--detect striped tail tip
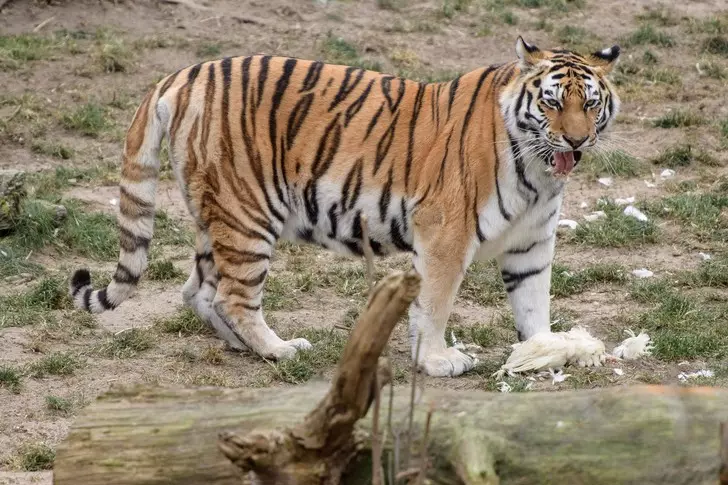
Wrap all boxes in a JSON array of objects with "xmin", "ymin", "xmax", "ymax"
[{"xmin": 69, "ymin": 268, "xmax": 117, "ymax": 314}]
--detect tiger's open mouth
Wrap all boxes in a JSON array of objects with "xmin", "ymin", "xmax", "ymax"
[{"xmin": 550, "ymin": 151, "xmax": 583, "ymax": 176}]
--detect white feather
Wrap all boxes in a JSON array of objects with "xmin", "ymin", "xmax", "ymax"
[{"xmin": 612, "ymin": 329, "xmax": 653, "ymax": 359}]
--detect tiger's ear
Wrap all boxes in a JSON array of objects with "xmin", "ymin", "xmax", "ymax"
[
  {"xmin": 589, "ymin": 45, "xmax": 621, "ymax": 73},
  {"xmin": 515, "ymin": 36, "xmax": 545, "ymax": 68}
]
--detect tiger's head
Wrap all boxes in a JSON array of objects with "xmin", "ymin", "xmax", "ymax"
[{"xmin": 503, "ymin": 36, "xmax": 621, "ymax": 177}]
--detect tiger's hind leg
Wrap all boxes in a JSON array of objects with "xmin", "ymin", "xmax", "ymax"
[
  {"xmin": 205, "ymin": 214, "xmax": 312, "ymax": 361},
  {"xmin": 181, "ymin": 230, "xmax": 247, "ymax": 351}
]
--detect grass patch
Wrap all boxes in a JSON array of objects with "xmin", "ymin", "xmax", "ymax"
[
  {"xmin": 551, "ymin": 263, "xmax": 627, "ymax": 298},
  {"xmin": 0, "ymin": 366, "xmax": 22, "ymax": 393},
  {"xmin": 147, "ymin": 259, "xmax": 184, "ymax": 281},
  {"xmin": 200, "ymin": 345, "xmax": 225, "ymax": 365},
  {"xmin": 153, "ymin": 210, "xmax": 194, "ymax": 247},
  {"xmin": 643, "ymin": 192, "xmax": 728, "ymax": 241},
  {"xmin": 503, "ymin": 0, "xmax": 584, "ymax": 11},
  {"xmin": 447, "ymin": 323, "xmax": 500, "ymax": 348},
  {"xmin": 155, "ymin": 308, "xmax": 211, "ymax": 336},
  {"xmin": 582, "ymin": 150, "xmax": 643, "ymax": 177},
  {"xmin": 679, "ymin": 255, "xmax": 728, "ymax": 288},
  {"xmin": 623, "ymin": 24, "xmax": 675, "ymax": 47},
  {"xmin": 703, "ymin": 36, "xmax": 728, "ymax": 56},
  {"xmin": 650, "ymin": 144, "xmax": 718, "ymax": 168},
  {"xmin": 629, "ymin": 281, "xmax": 727, "ymax": 361},
  {"xmin": 196, "ymin": 42, "xmax": 222, "ymax": 58},
  {"xmin": 460, "ymin": 260, "xmax": 505, "ymax": 306},
  {"xmin": 61, "ymin": 102, "xmax": 112, "ymax": 137},
  {"xmin": 555, "ymin": 25, "xmax": 601, "ymax": 51},
  {"xmin": 568, "ymin": 201, "xmax": 659, "ymax": 247},
  {"xmin": 30, "ymin": 140, "xmax": 74, "ymax": 160},
  {"xmin": 95, "ymin": 328, "xmax": 155, "ymax": 358},
  {"xmin": 272, "ymin": 328, "xmax": 347, "ymax": 384},
  {"xmin": 653, "ymin": 110, "xmax": 705, "ymax": 129},
  {"xmin": 319, "ymin": 33, "xmax": 383, "ymax": 72},
  {"xmin": 635, "ymin": 7, "xmax": 679, "ymax": 26},
  {"xmin": 18, "ymin": 443, "xmax": 55, "ymax": 471},
  {"xmin": 93, "ymin": 30, "xmax": 134, "ymax": 73},
  {"xmin": 27, "ymin": 352, "xmax": 82, "ymax": 378},
  {"xmin": 45, "ymin": 395, "xmax": 73, "ymax": 414},
  {"xmin": 0, "ymin": 34, "xmax": 55, "ymax": 70},
  {"xmin": 0, "ymin": 276, "xmax": 71, "ymax": 329}
]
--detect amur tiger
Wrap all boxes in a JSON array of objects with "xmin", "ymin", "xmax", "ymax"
[{"xmin": 69, "ymin": 36, "xmax": 621, "ymax": 377}]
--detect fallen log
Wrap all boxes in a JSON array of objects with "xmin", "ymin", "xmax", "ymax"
[{"xmin": 53, "ymin": 270, "xmax": 728, "ymax": 485}]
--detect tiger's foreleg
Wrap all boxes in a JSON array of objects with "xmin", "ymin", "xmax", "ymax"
[
  {"xmin": 496, "ymin": 234, "xmax": 556, "ymax": 342},
  {"xmin": 181, "ymin": 230, "xmax": 247, "ymax": 351}
]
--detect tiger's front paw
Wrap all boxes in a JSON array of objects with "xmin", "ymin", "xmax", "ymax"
[{"xmin": 419, "ymin": 347, "xmax": 475, "ymax": 377}]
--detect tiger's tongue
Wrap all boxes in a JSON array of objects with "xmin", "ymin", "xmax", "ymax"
[{"xmin": 554, "ymin": 151, "xmax": 576, "ymax": 175}]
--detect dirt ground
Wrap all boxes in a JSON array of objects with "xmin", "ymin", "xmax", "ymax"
[{"xmin": 1, "ymin": 0, "xmax": 727, "ymax": 483}]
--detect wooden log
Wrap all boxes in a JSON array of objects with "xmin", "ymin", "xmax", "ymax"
[{"xmin": 53, "ymin": 384, "xmax": 728, "ymax": 485}]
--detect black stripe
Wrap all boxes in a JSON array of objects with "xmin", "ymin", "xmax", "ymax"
[
  {"xmin": 436, "ymin": 129, "xmax": 453, "ymax": 189},
  {"xmin": 405, "ymin": 83, "xmax": 426, "ymax": 192},
  {"xmin": 381, "ymin": 76, "xmax": 406, "ymax": 113},
  {"xmin": 113, "ymin": 263, "xmax": 141, "ymax": 285},
  {"xmin": 345, "ymin": 78, "xmax": 375, "ymax": 126},
  {"xmin": 505, "ymin": 236, "xmax": 552, "ymax": 255},
  {"xmin": 460, "ymin": 66, "xmax": 497, "ymax": 178},
  {"xmin": 390, "ymin": 219, "xmax": 413, "ymax": 252},
  {"xmin": 213, "ymin": 242, "xmax": 270, "ymax": 264},
  {"xmin": 509, "ymin": 133, "xmax": 539, "ymax": 202},
  {"xmin": 447, "ymin": 76, "xmax": 460, "ymax": 120},
  {"xmin": 514, "ymin": 85, "xmax": 527, "ymax": 118},
  {"xmin": 311, "ymin": 113, "xmax": 342, "ymax": 178},
  {"xmin": 204, "ymin": 194, "xmax": 275, "ymax": 245},
  {"xmin": 119, "ymin": 186, "xmax": 154, "ymax": 218},
  {"xmin": 399, "ymin": 198, "xmax": 408, "ymax": 234},
  {"xmin": 347, "ymin": 158, "xmax": 364, "ymax": 211},
  {"xmin": 230, "ymin": 269, "xmax": 268, "ymax": 287},
  {"xmin": 97, "ymin": 288, "xmax": 114, "ymax": 310},
  {"xmin": 329, "ymin": 67, "xmax": 365, "ymax": 112},
  {"xmin": 501, "ymin": 265, "xmax": 549, "ymax": 292},
  {"xmin": 269, "ymin": 58, "xmax": 297, "ymax": 210},
  {"xmin": 364, "ymin": 102, "xmax": 385, "ymax": 141},
  {"xmin": 328, "ymin": 205, "xmax": 338, "ymax": 237},
  {"xmin": 474, "ymin": 185, "xmax": 485, "ymax": 243},
  {"xmin": 187, "ymin": 63, "xmax": 202, "ymax": 84},
  {"xmin": 303, "ymin": 181, "xmax": 319, "ymax": 225},
  {"xmin": 379, "ymin": 167, "xmax": 393, "ymax": 223},
  {"xmin": 341, "ymin": 160, "xmax": 359, "ymax": 211},
  {"xmin": 374, "ymin": 111, "xmax": 399, "ymax": 175},
  {"xmin": 286, "ymin": 92, "xmax": 314, "ymax": 147},
  {"xmin": 256, "ymin": 55, "xmax": 271, "ymax": 111},
  {"xmin": 118, "ymin": 226, "xmax": 151, "ymax": 252},
  {"xmin": 83, "ymin": 287, "xmax": 92, "ymax": 310},
  {"xmin": 195, "ymin": 252, "xmax": 214, "ymax": 263},
  {"xmin": 300, "ymin": 61, "xmax": 323, "ymax": 92},
  {"xmin": 158, "ymin": 69, "xmax": 180, "ymax": 97},
  {"xmin": 351, "ymin": 210, "xmax": 363, "ymax": 239}
]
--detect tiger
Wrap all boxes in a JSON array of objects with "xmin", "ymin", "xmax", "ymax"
[{"xmin": 68, "ymin": 36, "xmax": 621, "ymax": 377}]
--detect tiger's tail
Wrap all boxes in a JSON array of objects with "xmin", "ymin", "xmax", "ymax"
[{"xmin": 69, "ymin": 83, "xmax": 169, "ymax": 313}]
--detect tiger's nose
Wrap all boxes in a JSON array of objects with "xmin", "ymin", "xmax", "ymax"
[{"xmin": 564, "ymin": 135, "xmax": 588, "ymax": 149}]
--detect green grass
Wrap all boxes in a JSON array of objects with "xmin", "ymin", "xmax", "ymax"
[
  {"xmin": 61, "ymin": 102, "xmax": 112, "ymax": 137},
  {"xmin": 27, "ymin": 352, "xmax": 82, "ymax": 378},
  {"xmin": 650, "ymin": 144, "xmax": 718, "ymax": 168},
  {"xmin": 635, "ymin": 7, "xmax": 679, "ymax": 26},
  {"xmin": 0, "ymin": 276, "xmax": 71, "ymax": 329},
  {"xmin": 679, "ymin": 255, "xmax": 728, "ymax": 288},
  {"xmin": 320, "ymin": 33, "xmax": 383, "ymax": 72},
  {"xmin": 623, "ymin": 24, "xmax": 675, "ymax": 47},
  {"xmin": 153, "ymin": 210, "xmax": 194, "ymax": 247},
  {"xmin": 653, "ymin": 110, "xmax": 706, "ymax": 128},
  {"xmin": 502, "ymin": 0, "xmax": 584, "ymax": 11},
  {"xmin": 0, "ymin": 34, "xmax": 56, "ymax": 70},
  {"xmin": 703, "ymin": 36, "xmax": 728, "ymax": 56},
  {"xmin": 196, "ymin": 42, "xmax": 222, "ymax": 58},
  {"xmin": 721, "ymin": 118, "xmax": 728, "ymax": 145},
  {"xmin": 643, "ymin": 192, "xmax": 728, "ymax": 242},
  {"xmin": 568, "ymin": 201, "xmax": 659, "ymax": 247},
  {"xmin": 30, "ymin": 140, "xmax": 74, "ymax": 160},
  {"xmin": 629, "ymin": 281, "xmax": 727, "ymax": 361},
  {"xmin": 147, "ymin": 259, "xmax": 184, "ymax": 281},
  {"xmin": 582, "ymin": 150, "xmax": 643, "ymax": 177},
  {"xmin": 93, "ymin": 30, "xmax": 134, "ymax": 73},
  {"xmin": 460, "ymin": 260, "xmax": 506, "ymax": 306},
  {"xmin": 613, "ymin": 61, "xmax": 681, "ymax": 87},
  {"xmin": 550, "ymin": 263, "xmax": 627, "ymax": 298},
  {"xmin": 555, "ymin": 25, "xmax": 601, "ymax": 51},
  {"xmin": 155, "ymin": 307, "xmax": 211, "ymax": 336},
  {"xmin": 95, "ymin": 328, "xmax": 155, "ymax": 359},
  {"xmin": 447, "ymin": 323, "xmax": 500, "ymax": 348},
  {"xmin": 272, "ymin": 328, "xmax": 347, "ymax": 384},
  {"xmin": 700, "ymin": 60, "xmax": 727, "ymax": 80},
  {"xmin": 18, "ymin": 443, "xmax": 55, "ymax": 471},
  {"xmin": 0, "ymin": 366, "xmax": 22, "ymax": 394},
  {"xmin": 45, "ymin": 395, "xmax": 73, "ymax": 414}
]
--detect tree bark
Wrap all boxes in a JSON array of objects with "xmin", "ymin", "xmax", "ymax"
[{"xmin": 53, "ymin": 271, "xmax": 728, "ymax": 485}]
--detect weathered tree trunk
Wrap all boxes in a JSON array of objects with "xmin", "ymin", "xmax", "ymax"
[{"xmin": 53, "ymin": 270, "xmax": 728, "ymax": 485}]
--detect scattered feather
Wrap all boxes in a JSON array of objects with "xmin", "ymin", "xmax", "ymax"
[
  {"xmin": 678, "ymin": 370, "xmax": 714, "ymax": 381},
  {"xmin": 558, "ymin": 219, "xmax": 578, "ymax": 229},
  {"xmin": 644, "ymin": 180, "xmax": 657, "ymax": 188},
  {"xmin": 698, "ymin": 252, "xmax": 712, "ymax": 261},
  {"xmin": 623, "ymin": 205, "xmax": 649, "ymax": 222},
  {"xmin": 614, "ymin": 196, "xmax": 635, "ymax": 206},
  {"xmin": 497, "ymin": 381, "xmax": 512, "ymax": 393},
  {"xmin": 660, "ymin": 169, "xmax": 675, "ymax": 179},
  {"xmin": 612, "ymin": 329, "xmax": 653, "ymax": 360},
  {"xmin": 597, "ymin": 177, "xmax": 613, "ymax": 187},
  {"xmin": 613, "ymin": 368, "xmax": 624, "ymax": 376},
  {"xmin": 579, "ymin": 201, "xmax": 589, "ymax": 209},
  {"xmin": 583, "ymin": 210, "xmax": 606, "ymax": 222},
  {"xmin": 109, "ymin": 198, "xmax": 118, "ymax": 206},
  {"xmin": 548, "ymin": 368, "xmax": 571, "ymax": 385},
  {"xmin": 631, "ymin": 268, "xmax": 654, "ymax": 278}
]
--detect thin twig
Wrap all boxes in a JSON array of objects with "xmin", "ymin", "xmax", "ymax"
[
  {"xmin": 360, "ymin": 214, "xmax": 375, "ymax": 295},
  {"xmin": 720, "ymin": 422, "xmax": 728, "ymax": 485},
  {"xmin": 372, "ymin": 372, "xmax": 383, "ymax": 485},
  {"xmin": 415, "ymin": 402, "xmax": 435, "ymax": 485},
  {"xmin": 32, "ymin": 16, "xmax": 55, "ymax": 33},
  {"xmin": 404, "ymin": 332, "xmax": 423, "ymax": 471},
  {"xmin": 3, "ymin": 105, "xmax": 21, "ymax": 123}
]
